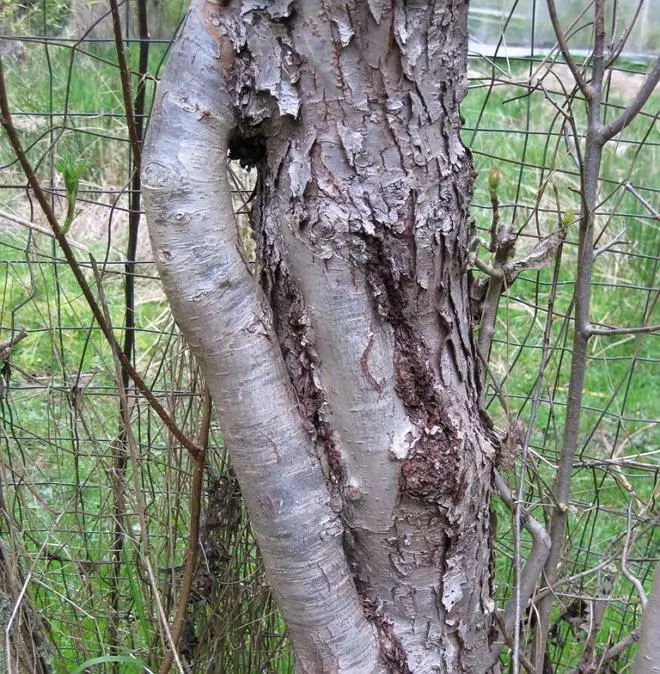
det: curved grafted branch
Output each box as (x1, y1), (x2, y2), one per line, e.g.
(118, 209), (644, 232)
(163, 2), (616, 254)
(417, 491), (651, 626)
(142, 4), (383, 672)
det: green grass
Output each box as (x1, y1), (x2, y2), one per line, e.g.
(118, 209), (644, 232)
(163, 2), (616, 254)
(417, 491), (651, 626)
(463, 59), (660, 436)
(1, 40), (174, 190)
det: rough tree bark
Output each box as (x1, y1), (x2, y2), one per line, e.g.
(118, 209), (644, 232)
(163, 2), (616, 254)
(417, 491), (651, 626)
(143, 1), (495, 672)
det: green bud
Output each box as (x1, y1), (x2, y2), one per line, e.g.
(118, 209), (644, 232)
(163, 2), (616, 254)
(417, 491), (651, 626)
(56, 154), (89, 199)
(562, 208), (575, 227)
(488, 167), (501, 192)
(56, 154), (89, 235)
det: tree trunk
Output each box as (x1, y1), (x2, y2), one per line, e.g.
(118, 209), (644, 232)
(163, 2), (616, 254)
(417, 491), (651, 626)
(143, 2), (495, 672)
(633, 567), (660, 674)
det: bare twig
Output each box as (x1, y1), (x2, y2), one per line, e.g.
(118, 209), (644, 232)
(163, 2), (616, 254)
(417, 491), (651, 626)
(568, 627), (641, 674)
(0, 328), (28, 362)
(605, 0), (645, 68)
(497, 185), (565, 673)
(489, 472), (552, 669)
(477, 225), (516, 368)
(91, 260), (186, 674)
(624, 181), (660, 220)
(473, 255), (504, 280)
(598, 56), (660, 143)
(538, 78), (583, 170)
(587, 323), (660, 337)
(0, 209), (91, 254)
(621, 503), (648, 609)
(576, 564), (617, 672)
(108, 0), (141, 169)
(489, 168), (501, 252)
(593, 227), (627, 257)
(533, 1), (609, 668)
(492, 610), (539, 674)
(4, 512), (68, 672)
(596, 628), (640, 667)
(545, 0), (592, 99)
(111, 1), (150, 655)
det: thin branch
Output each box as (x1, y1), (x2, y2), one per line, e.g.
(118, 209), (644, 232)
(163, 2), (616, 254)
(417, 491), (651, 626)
(568, 629), (640, 674)
(597, 628), (639, 667)
(0, 209), (91, 254)
(5, 572), (34, 673)
(533, 2), (607, 668)
(538, 77), (584, 171)
(577, 565), (617, 672)
(473, 255), (504, 279)
(476, 224), (516, 378)
(621, 503), (648, 609)
(467, 233), (491, 257)
(605, 0), (645, 69)
(113, 3), (150, 648)
(0, 327), (28, 362)
(598, 55), (660, 142)
(480, 359), (512, 416)
(593, 227), (627, 257)
(108, 0), (141, 169)
(4, 510), (70, 671)
(91, 260), (186, 674)
(499, 185), (565, 672)
(546, 0), (592, 99)
(490, 472), (552, 665)
(586, 323), (660, 336)
(492, 610), (539, 674)
(624, 181), (660, 220)
(488, 168), (501, 252)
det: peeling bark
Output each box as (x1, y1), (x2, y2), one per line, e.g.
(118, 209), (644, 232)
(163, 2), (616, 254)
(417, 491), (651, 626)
(143, 2), (495, 672)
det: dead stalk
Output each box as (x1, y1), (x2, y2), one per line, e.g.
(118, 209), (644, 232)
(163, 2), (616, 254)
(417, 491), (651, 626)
(159, 389), (211, 674)
(90, 260), (186, 674)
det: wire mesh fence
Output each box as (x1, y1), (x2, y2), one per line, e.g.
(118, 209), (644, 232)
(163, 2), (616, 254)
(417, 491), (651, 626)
(0, 1), (658, 672)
